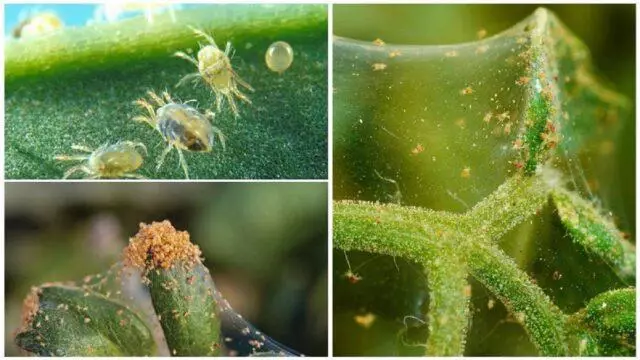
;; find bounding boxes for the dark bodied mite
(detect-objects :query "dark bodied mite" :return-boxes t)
[133,90,225,179]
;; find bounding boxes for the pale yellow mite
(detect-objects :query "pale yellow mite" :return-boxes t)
[174,27,253,118]
[54,141,147,179]
[265,41,294,74]
[13,12,63,39]
[133,90,226,179]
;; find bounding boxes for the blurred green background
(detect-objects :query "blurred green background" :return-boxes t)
[334,3,635,235]
[5,182,327,356]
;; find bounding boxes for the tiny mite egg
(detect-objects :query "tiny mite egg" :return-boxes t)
[265,41,294,74]
[13,12,64,39]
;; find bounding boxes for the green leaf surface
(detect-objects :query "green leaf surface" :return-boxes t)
[5,4,328,179]
[584,288,635,338]
[565,288,636,356]
[15,284,155,356]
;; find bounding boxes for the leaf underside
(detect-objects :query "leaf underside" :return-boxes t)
[15,285,156,356]
[5,4,328,179]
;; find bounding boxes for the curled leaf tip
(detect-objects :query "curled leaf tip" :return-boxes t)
[123,220,202,271]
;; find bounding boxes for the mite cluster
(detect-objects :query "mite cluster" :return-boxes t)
[55,26,294,179]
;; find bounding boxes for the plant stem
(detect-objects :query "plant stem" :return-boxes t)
[468,243,568,355]
[334,201,471,355]
[334,173,570,355]
[464,174,549,242]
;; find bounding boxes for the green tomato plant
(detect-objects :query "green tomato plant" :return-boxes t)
[15,221,301,356]
[333,8,635,356]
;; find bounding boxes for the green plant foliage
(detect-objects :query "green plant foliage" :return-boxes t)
[15,285,156,356]
[333,7,635,356]
[565,288,636,356]
[5,4,328,179]
[552,188,636,284]
[14,221,302,356]
[146,264,221,356]
[584,288,635,338]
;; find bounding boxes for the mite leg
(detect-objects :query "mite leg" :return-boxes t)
[176,73,201,88]
[211,126,226,151]
[156,144,174,172]
[231,69,254,92]
[190,26,217,48]
[225,94,239,118]
[54,154,90,162]
[121,173,147,179]
[133,98,156,119]
[121,141,148,155]
[70,144,94,153]
[231,84,252,105]
[62,165,92,179]
[205,109,216,123]
[173,51,198,67]
[147,90,166,107]
[132,115,156,129]
[214,91,223,112]
[224,41,234,58]
[162,91,173,103]
[176,149,190,179]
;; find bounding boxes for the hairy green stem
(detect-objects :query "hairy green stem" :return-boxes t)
[464,174,550,241]
[551,188,636,284]
[468,243,568,355]
[146,263,222,356]
[334,201,470,355]
[565,288,636,356]
[334,172,574,355]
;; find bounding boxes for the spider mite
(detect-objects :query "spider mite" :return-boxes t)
[133,90,225,179]
[342,251,362,284]
[54,141,146,179]
[174,26,254,118]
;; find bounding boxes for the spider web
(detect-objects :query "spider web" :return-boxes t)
[77,261,300,356]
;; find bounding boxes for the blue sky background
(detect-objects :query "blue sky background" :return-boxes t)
[5,4,95,35]
[4,4,202,36]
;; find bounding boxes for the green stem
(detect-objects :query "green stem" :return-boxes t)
[146,263,222,356]
[334,173,567,355]
[423,259,470,356]
[334,201,470,355]
[468,243,568,355]
[551,188,636,284]
[463,173,549,242]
